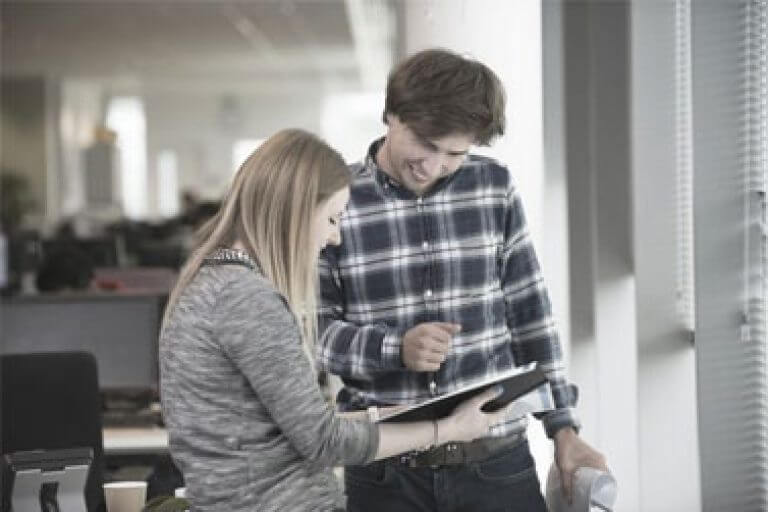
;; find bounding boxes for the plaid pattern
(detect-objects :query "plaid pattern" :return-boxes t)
[490,382,556,436]
[317,139,578,438]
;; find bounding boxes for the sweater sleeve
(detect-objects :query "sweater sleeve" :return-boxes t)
[214,274,379,469]
[316,248,405,379]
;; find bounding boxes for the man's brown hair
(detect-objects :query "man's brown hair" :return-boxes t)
[383,48,506,146]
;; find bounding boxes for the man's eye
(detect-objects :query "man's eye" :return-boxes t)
[329,217,338,226]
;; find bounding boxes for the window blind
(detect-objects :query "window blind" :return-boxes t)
[675,0,695,337]
[692,1,768,510]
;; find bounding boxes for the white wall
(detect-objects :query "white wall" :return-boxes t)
[143,89,326,216]
[630,1,701,510]
[559,3,640,509]
[321,92,386,165]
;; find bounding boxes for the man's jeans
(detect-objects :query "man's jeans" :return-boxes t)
[344,439,548,512]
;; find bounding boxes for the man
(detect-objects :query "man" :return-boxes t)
[317,48,606,512]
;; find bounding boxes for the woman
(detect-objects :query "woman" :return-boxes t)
[159,129,510,511]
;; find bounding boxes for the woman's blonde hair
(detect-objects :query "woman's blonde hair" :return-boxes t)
[163,129,350,354]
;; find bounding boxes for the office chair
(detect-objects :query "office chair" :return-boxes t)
[1,351,106,511]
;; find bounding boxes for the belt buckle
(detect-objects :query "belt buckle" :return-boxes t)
[422,443,458,468]
[399,451,422,468]
[443,443,462,465]
[429,446,443,469]
[402,447,441,468]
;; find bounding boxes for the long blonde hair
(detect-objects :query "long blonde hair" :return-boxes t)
[163,129,350,353]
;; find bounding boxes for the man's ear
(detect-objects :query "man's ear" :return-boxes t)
[384,112,398,126]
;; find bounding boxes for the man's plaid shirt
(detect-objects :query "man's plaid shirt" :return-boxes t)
[317,140,578,438]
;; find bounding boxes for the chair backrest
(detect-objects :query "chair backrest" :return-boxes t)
[1,351,105,511]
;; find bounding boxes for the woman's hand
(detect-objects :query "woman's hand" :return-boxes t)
[371,387,507,461]
[438,386,507,444]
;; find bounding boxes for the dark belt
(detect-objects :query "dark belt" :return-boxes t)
[393,432,526,468]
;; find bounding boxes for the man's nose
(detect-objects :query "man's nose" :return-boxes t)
[423,153,447,176]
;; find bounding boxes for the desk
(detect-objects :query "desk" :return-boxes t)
[103,427,168,456]
[102,428,180,489]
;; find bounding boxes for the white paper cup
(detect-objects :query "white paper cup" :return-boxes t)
[103,481,147,512]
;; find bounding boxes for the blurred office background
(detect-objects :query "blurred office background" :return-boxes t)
[2,1,766,511]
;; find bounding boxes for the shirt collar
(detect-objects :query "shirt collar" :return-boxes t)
[363,137,459,200]
[204,247,258,271]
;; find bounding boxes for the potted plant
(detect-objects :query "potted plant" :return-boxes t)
[0,170,36,234]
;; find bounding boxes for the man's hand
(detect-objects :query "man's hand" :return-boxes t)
[401,322,460,371]
[554,427,608,503]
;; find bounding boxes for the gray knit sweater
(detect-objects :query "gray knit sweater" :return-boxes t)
[160,259,379,511]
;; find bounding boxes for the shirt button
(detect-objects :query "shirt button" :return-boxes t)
[425,289,433,297]
[416,197,423,204]
[422,241,429,250]
[224,436,240,450]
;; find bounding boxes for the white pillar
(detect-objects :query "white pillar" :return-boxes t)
[561,2,640,510]
[630,1,701,510]
[401,0,558,488]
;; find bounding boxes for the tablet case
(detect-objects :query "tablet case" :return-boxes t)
[379,364,549,423]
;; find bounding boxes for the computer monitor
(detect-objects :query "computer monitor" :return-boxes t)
[1,293,163,392]
[42,237,119,268]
